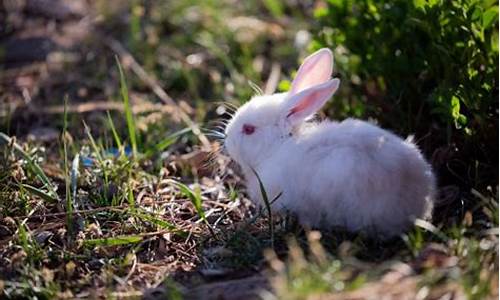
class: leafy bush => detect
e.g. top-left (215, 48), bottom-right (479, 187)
top-left (312, 0), bottom-right (498, 193)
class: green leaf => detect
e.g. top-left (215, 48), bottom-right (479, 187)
top-left (483, 7), bottom-right (498, 29)
top-left (175, 181), bottom-right (216, 238)
top-left (177, 182), bottom-right (205, 219)
top-left (314, 6), bottom-right (329, 18)
top-left (427, 0), bottom-right (439, 8)
top-left (328, 0), bottom-right (344, 8)
top-left (492, 29), bottom-right (499, 52)
top-left (413, 0), bottom-right (426, 10)
top-left (450, 95), bottom-right (468, 128)
top-left (451, 95), bottom-right (461, 120)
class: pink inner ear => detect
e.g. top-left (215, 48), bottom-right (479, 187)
top-left (286, 90), bottom-right (322, 118)
top-left (289, 48), bottom-right (333, 95)
top-left (286, 79), bottom-right (340, 124)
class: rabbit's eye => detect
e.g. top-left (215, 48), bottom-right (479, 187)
top-left (242, 124), bottom-right (256, 135)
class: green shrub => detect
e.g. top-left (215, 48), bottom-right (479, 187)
top-left (312, 0), bottom-right (498, 191)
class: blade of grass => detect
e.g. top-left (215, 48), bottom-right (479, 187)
top-left (83, 235), bottom-right (143, 247)
top-left (251, 167), bottom-right (280, 248)
top-left (106, 110), bottom-right (123, 150)
top-left (83, 121), bottom-right (104, 162)
top-left (19, 184), bottom-right (58, 203)
top-left (177, 182), bottom-right (205, 219)
top-left (175, 181), bottom-right (216, 238)
top-left (115, 56), bottom-right (138, 158)
top-left (0, 132), bottom-right (58, 199)
top-left (129, 209), bottom-right (188, 238)
top-left (127, 187), bottom-right (135, 210)
top-left (144, 127), bottom-right (192, 158)
top-left (17, 222), bottom-right (31, 254)
top-left (63, 96), bottom-right (73, 237)
top-left (83, 121), bottom-right (112, 204)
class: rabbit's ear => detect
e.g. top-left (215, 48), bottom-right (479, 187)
top-left (285, 79), bottom-right (340, 126)
top-left (289, 48), bottom-right (334, 95)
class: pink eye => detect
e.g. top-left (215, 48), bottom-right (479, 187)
top-left (242, 124), bottom-right (256, 135)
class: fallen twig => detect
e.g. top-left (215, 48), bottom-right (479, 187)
top-left (37, 99), bottom-right (175, 115)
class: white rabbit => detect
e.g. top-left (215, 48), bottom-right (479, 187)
top-left (223, 48), bottom-right (435, 237)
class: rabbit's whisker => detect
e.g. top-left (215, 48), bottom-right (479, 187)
top-left (222, 101), bottom-right (239, 111)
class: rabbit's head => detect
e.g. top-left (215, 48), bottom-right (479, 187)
top-left (224, 48), bottom-right (340, 170)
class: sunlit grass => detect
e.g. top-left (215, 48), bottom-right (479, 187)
top-left (0, 133), bottom-right (58, 202)
top-left (0, 0), bottom-right (497, 298)
top-left (116, 56), bottom-right (138, 158)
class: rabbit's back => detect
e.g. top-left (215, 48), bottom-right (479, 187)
top-left (280, 119), bottom-right (435, 236)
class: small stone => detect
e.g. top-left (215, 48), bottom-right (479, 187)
top-left (34, 231), bottom-right (53, 245)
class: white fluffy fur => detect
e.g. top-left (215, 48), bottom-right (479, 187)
top-left (224, 48), bottom-right (435, 237)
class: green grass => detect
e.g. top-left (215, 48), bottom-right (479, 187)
top-left (63, 96), bottom-right (74, 238)
top-left (115, 56), bottom-right (138, 158)
top-left (0, 1), bottom-right (497, 299)
top-left (83, 235), bottom-right (144, 247)
top-left (251, 167), bottom-right (284, 249)
top-left (0, 133), bottom-right (58, 201)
